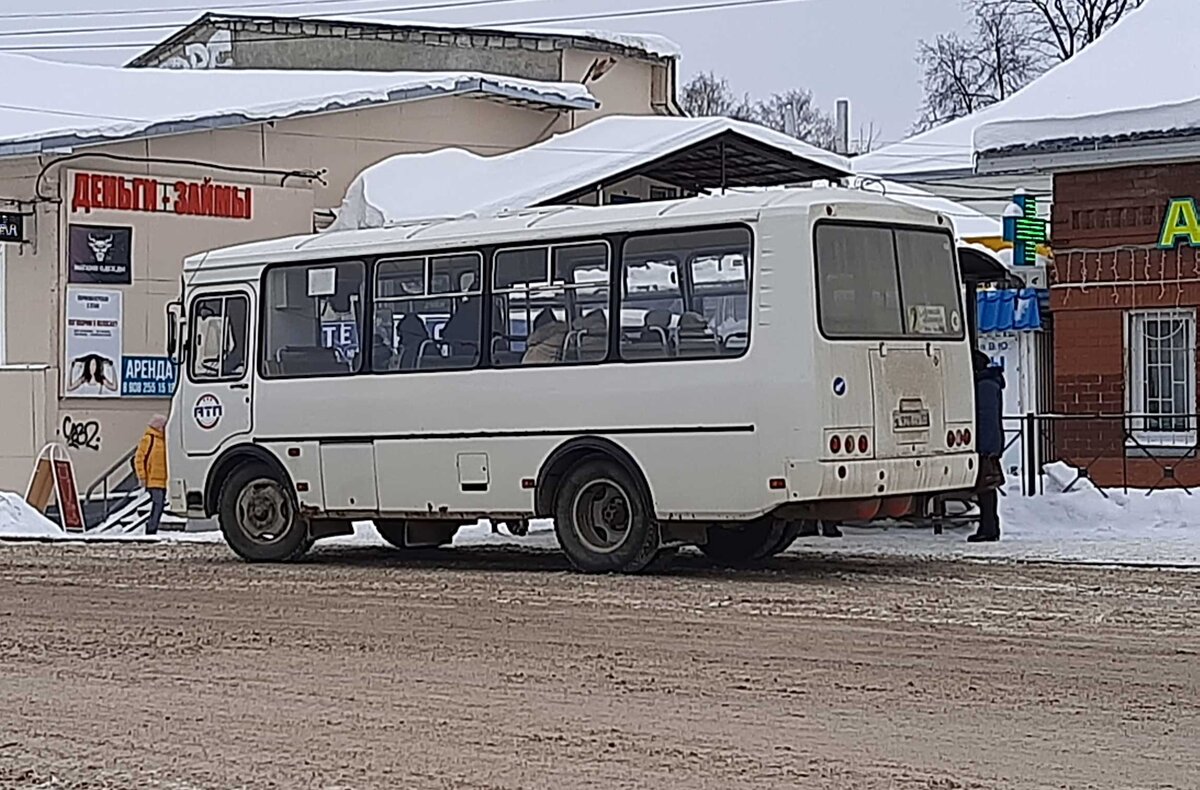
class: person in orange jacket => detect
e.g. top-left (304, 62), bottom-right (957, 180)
top-left (135, 414), bottom-right (168, 535)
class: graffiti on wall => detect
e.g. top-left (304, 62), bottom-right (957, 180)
top-left (161, 30), bottom-right (233, 70)
top-left (62, 415), bottom-right (102, 452)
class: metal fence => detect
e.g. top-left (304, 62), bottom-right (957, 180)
top-left (1001, 413), bottom-right (1200, 497)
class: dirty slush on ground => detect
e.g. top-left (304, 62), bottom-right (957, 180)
top-left (0, 541), bottom-right (1197, 790)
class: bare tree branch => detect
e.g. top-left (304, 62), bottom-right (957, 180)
top-left (915, 0), bottom-right (1144, 131)
top-left (680, 73), bottom-right (838, 149)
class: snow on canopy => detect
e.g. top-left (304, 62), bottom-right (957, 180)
top-left (0, 53), bottom-right (597, 156)
top-left (855, 0), bottom-right (1187, 176)
top-left (330, 115), bottom-right (853, 230)
top-left (974, 0), bottom-right (1200, 154)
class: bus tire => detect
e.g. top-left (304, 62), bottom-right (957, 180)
top-left (768, 520), bottom-right (806, 556)
top-left (374, 519), bottom-right (412, 550)
top-left (699, 517), bottom-right (785, 567)
top-left (218, 463), bottom-right (311, 563)
top-left (554, 459), bottom-right (660, 574)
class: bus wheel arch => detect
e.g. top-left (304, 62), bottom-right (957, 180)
top-left (204, 444), bottom-right (294, 518)
top-left (534, 437), bottom-right (654, 519)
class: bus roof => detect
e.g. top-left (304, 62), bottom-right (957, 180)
top-left (183, 186), bottom-right (950, 279)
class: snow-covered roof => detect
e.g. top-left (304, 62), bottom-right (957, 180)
top-left (331, 115), bottom-right (853, 230)
top-left (131, 12), bottom-right (680, 66)
top-left (855, 0), bottom-right (1185, 178)
top-left (0, 53), bottom-right (597, 157)
top-left (851, 177), bottom-right (1001, 239)
top-left (325, 16), bottom-right (682, 61)
top-left (974, 0), bottom-right (1200, 157)
top-left (852, 114), bottom-right (980, 178)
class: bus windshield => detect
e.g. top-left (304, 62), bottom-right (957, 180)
top-left (814, 223), bottom-right (962, 340)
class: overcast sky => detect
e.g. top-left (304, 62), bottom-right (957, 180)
top-left (1, 0), bottom-right (971, 143)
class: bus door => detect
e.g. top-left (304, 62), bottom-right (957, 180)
top-left (181, 290), bottom-right (254, 456)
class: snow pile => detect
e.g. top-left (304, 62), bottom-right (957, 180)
top-left (330, 115), bottom-right (852, 230)
top-left (0, 492), bottom-right (65, 539)
top-left (0, 53), bottom-right (597, 153)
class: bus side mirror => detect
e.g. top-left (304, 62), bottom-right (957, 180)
top-left (166, 301), bottom-right (183, 361)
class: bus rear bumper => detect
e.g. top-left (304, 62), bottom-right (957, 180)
top-left (783, 453), bottom-right (978, 506)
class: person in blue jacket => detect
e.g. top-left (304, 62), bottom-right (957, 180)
top-left (970, 350), bottom-right (1006, 542)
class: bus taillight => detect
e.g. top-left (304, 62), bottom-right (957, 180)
top-left (962, 428), bottom-right (972, 446)
top-left (844, 435), bottom-right (855, 454)
top-left (829, 435), bottom-right (842, 454)
top-left (857, 435), bottom-right (869, 454)
top-left (947, 430), bottom-right (957, 447)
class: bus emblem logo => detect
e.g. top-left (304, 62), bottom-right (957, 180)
top-left (832, 377), bottom-right (847, 397)
top-left (194, 394), bottom-right (223, 430)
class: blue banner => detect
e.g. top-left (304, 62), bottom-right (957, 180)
top-left (121, 355), bottom-right (178, 397)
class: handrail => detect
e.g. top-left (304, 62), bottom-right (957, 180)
top-left (83, 444), bottom-right (139, 527)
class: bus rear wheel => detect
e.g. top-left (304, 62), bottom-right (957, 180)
top-left (218, 463), bottom-right (311, 563)
top-left (554, 459), bottom-right (660, 574)
top-left (700, 517), bottom-right (786, 567)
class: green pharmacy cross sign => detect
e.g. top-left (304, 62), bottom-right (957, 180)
top-left (1002, 191), bottom-right (1046, 266)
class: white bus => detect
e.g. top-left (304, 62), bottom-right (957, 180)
top-left (165, 187), bottom-right (978, 573)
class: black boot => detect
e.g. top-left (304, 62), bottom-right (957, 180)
top-left (966, 531), bottom-right (1000, 543)
top-left (821, 521), bottom-right (843, 538)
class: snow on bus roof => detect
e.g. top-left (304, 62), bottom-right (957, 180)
top-left (330, 115), bottom-right (854, 231)
top-left (0, 53), bottom-right (598, 157)
top-left (186, 186), bottom-right (937, 274)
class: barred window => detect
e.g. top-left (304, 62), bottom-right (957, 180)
top-left (1128, 309), bottom-right (1197, 445)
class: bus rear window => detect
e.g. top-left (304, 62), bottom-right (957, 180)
top-left (815, 223), bottom-right (962, 340)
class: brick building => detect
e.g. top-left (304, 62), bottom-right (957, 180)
top-left (975, 0), bottom-right (1200, 487)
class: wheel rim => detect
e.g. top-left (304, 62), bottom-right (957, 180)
top-left (235, 478), bottom-right (293, 545)
top-left (571, 478), bottom-right (633, 555)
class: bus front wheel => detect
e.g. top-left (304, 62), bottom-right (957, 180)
top-left (218, 463), bottom-right (311, 563)
top-left (554, 459), bottom-right (660, 574)
top-left (700, 517), bottom-right (786, 567)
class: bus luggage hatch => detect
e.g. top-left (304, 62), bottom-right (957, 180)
top-left (319, 443), bottom-right (378, 511)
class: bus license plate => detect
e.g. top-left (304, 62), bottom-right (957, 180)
top-left (893, 409), bottom-right (930, 431)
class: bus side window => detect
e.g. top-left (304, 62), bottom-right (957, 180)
top-left (620, 228), bottom-right (752, 361)
top-left (261, 261), bottom-right (365, 378)
top-left (491, 243), bottom-right (609, 367)
top-left (374, 253), bottom-right (482, 372)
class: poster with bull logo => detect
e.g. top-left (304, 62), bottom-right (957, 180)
top-left (68, 224), bottom-right (132, 285)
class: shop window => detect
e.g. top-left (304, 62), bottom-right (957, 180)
top-left (1128, 309), bottom-right (1197, 446)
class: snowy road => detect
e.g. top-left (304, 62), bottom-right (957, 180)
top-left (1, 541), bottom-right (1198, 789)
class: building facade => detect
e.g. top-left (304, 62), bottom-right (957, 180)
top-left (1048, 163), bottom-right (1200, 487)
top-left (128, 13), bottom-right (682, 121)
top-left (0, 54), bottom-right (642, 493)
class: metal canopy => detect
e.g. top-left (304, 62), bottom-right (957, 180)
top-left (958, 246), bottom-right (1016, 286)
top-left (549, 130), bottom-right (850, 204)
